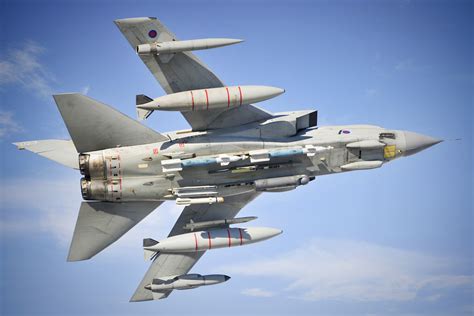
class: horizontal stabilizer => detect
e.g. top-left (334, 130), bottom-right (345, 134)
top-left (14, 139), bottom-right (78, 169)
top-left (68, 201), bottom-right (163, 261)
top-left (53, 93), bottom-right (168, 153)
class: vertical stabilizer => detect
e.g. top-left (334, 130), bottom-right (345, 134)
top-left (53, 93), bottom-right (168, 153)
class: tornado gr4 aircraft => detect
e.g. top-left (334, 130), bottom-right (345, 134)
top-left (14, 17), bottom-right (442, 302)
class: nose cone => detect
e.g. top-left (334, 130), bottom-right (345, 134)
top-left (224, 275), bottom-right (231, 281)
top-left (402, 131), bottom-right (443, 156)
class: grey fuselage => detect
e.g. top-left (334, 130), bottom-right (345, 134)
top-left (78, 114), bottom-right (438, 203)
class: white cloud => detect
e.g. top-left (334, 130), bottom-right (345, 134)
top-left (224, 238), bottom-right (472, 302)
top-left (0, 40), bottom-right (56, 99)
top-left (241, 288), bottom-right (275, 298)
top-left (0, 111), bottom-right (23, 138)
top-left (81, 85), bottom-right (90, 95)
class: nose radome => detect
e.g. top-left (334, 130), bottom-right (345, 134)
top-left (403, 131), bottom-right (443, 156)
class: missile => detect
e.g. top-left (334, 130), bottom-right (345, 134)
top-left (183, 216), bottom-right (258, 231)
top-left (143, 227), bottom-right (282, 259)
top-left (254, 175), bottom-right (313, 192)
top-left (136, 38), bottom-right (243, 55)
top-left (161, 154), bottom-right (243, 172)
top-left (249, 145), bottom-right (333, 163)
top-left (144, 274), bottom-right (230, 292)
top-left (136, 85), bottom-right (284, 119)
top-left (175, 197), bottom-right (224, 206)
top-left (340, 160), bottom-right (383, 171)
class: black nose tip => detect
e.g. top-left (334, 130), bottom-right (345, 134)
top-left (224, 275), bottom-right (231, 281)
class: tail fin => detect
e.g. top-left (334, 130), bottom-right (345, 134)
top-left (53, 93), bottom-right (168, 153)
top-left (136, 94), bottom-right (154, 121)
top-left (143, 238), bottom-right (159, 261)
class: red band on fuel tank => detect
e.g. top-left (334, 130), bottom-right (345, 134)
top-left (227, 228), bottom-right (231, 247)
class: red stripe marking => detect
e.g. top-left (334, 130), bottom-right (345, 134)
top-left (227, 228), bottom-right (231, 247)
top-left (239, 228), bottom-right (243, 246)
top-left (226, 87), bottom-right (230, 108)
top-left (194, 233), bottom-right (198, 251)
top-left (119, 178), bottom-right (122, 190)
top-left (190, 91), bottom-right (195, 111)
top-left (205, 89), bottom-right (209, 110)
top-left (207, 231), bottom-right (212, 249)
top-left (238, 86), bottom-right (243, 106)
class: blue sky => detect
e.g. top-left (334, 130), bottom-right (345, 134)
top-left (0, 0), bottom-right (472, 315)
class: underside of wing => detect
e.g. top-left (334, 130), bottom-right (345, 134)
top-left (68, 201), bottom-right (163, 261)
top-left (130, 191), bottom-right (260, 302)
top-left (114, 17), bottom-right (272, 131)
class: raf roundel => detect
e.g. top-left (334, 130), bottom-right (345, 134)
top-left (148, 30), bottom-right (157, 38)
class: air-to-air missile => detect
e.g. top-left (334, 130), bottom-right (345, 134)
top-left (136, 85), bottom-right (284, 119)
top-left (144, 274), bottom-right (230, 291)
top-left (143, 227), bottom-right (282, 259)
top-left (136, 38), bottom-right (243, 55)
top-left (183, 216), bottom-right (258, 231)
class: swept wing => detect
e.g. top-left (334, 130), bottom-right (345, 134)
top-left (114, 17), bottom-right (272, 131)
top-left (130, 190), bottom-right (260, 301)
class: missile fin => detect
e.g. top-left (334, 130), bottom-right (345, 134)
top-left (143, 238), bottom-right (159, 247)
top-left (144, 249), bottom-right (158, 261)
top-left (136, 94), bottom-right (154, 120)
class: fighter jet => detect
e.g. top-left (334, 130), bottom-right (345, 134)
top-left (14, 17), bottom-right (442, 302)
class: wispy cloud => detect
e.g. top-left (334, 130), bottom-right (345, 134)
top-left (241, 288), bottom-right (275, 298)
top-left (225, 238), bottom-right (473, 302)
top-left (0, 40), bottom-right (56, 99)
top-left (81, 85), bottom-right (90, 95)
top-left (0, 111), bottom-right (23, 139)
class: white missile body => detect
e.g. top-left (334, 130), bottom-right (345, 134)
top-left (144, 227), bottom-right (282, 259)
top-left (136, 38), bottom-right (243, 55)
top-left (175, 196), bottom-right (224, 206)
top-left (144, 274), bottom-right (230, 292)
top-left (137, 85), bottom-right (284, 112)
